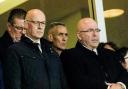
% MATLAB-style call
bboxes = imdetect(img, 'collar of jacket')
[21,35,33,44]
[75,41,97,55]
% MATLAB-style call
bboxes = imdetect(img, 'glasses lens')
[13,25,24,30]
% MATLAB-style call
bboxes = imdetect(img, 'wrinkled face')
[8,18,25,42]
[49,26,68,50]
[77,19,100,49]
[25,13,46,40]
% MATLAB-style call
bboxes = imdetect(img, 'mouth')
[61,43,66,46]
[92,39,99,43]
[36,31,44,34]
[15,34,22,37]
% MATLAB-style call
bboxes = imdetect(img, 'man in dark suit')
[0,8,26,89]
[0,8,26,61]
[3,9,69,89]
[3,9,49,89]
[60,18,128,89]
[46,22,69,89]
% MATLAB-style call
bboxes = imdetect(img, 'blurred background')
[0,0,127,48]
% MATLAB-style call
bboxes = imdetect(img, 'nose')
[62,34,68,41]
[38,23,44,29]
[92,30,98,37]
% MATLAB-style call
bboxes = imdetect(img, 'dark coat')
[60,42,128,89]
[3,36,50,89]
[0,31,13,89]
[3,36,68,89]
[41,38,69,89]
[0,31,14,62]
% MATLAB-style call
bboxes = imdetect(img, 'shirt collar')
[82,44,98,55]
[25,35,41,44]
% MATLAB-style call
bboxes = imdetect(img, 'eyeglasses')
[26,20,46,27]
[80,28,101,33]
[13,25,25,31]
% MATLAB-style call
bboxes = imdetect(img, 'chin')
[92,45,98,48]
[37,35,43,38]
[60,47,66,50]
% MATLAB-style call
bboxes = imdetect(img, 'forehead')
[14,18,24,25]
[26,11,46,21]
[78,19,98,31]
[81,22,97,30]
[31,15,45,21]
[54,26,67,33]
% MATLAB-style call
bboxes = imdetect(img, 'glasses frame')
[79,28,101,33]
[26,20,46,27]
[12,24,25,31]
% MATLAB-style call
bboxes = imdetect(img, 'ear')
[48,34,53,42]
[7,23,12,32]
[77,32,82,40]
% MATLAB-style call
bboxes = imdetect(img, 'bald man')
[3,9,49,89]
[60,18,128,89]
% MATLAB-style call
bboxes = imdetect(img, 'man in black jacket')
[3,8,48,89]
[46,22,69,89]
[60,18,128,89]
[0,8,26,89]
[0,8,26,56]
[4,9,69,89]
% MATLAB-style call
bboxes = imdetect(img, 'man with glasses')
[60,18,128,89]
[3,9,69,89]
[3,9,46,89]
[0,8,26,60]
[0,8,26,89]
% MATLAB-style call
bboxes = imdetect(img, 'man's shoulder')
[62,48,77,54]
[60,48,79,60]
[7,42,26,51]
[98,47,116,55]
[0,31,13,46]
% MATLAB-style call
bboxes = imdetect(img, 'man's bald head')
[77,18,97,32]
[25,9,46,21]
[76,17,100,49]
[25,9,46,40]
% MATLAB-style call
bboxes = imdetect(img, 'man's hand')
[109,83,124,89]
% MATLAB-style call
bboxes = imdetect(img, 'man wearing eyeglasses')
[0,8,26,60]
[0,8,26,89]
[3,9,46,89]
[60,18,128,89]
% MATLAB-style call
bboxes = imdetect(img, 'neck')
[25,34,40,43]
[80,40,98,50]
[53,47,62,56]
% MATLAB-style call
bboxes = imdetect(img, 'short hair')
[105,42,119,51]
[116,47,128,63]
[98,41,119,51]
[8,8,26,25]
[48,22,65,30]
